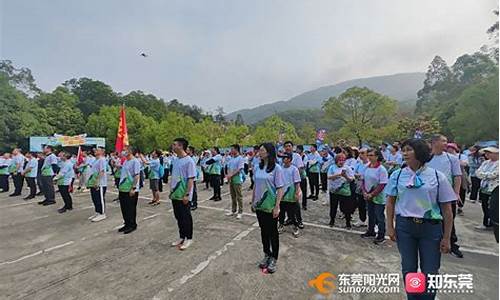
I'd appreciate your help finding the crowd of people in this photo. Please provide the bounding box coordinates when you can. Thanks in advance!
[0,134,498,299]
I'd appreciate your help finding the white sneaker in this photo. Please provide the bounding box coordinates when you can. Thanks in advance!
[353,221,367,227]
[91,214,107,222]
[475,225,491,230]
[225,211,236,216]
[236,213,242,220]
[322,200,328,205]
[88,213,98,220]
[179,239,192,250]
[171,239,184,247]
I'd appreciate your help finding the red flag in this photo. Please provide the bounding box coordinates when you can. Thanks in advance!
[76,146,84,166]
[115,105,129,153]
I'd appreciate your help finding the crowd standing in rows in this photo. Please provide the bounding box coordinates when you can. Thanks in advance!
[0,135,498,299]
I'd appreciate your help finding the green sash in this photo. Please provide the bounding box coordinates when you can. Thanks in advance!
[41,165,52,176]
[170,178,187,201]
[335,182,351,197]
[282,185,296,202]
[114,168,121,179]
[118,176,133,192]
[8,164,17,174]
[231,172,242,185]
[87,172,98,188]
[256,187,277,213]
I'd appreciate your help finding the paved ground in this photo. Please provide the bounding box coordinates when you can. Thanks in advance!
[0,179,498,300]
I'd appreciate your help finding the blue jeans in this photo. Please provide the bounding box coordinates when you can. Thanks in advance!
[396,215,442,300]
[367,201,385,237]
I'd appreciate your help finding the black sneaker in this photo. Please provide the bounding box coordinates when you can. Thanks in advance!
[38,200,47,205]
[302,206,307,211]
[57,207,67,213]
[451,248,464,258]
[266,257,277,273]
[43,201,56,206]
[297,221,304,229]
[258,255,271,269]
[373,237,385,245]
[328,220,335,227]
[214,197,222,202]
[190,206,198,211]
[123,227,137,234]
[312,196,318,201]
[360,232,376,238]
[284,219,293,226]
[118,226,128,232]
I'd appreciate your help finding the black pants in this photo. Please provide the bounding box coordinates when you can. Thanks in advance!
[0,174,9,192]
[58,185,73,209]
[90,186,107,214]
[12,173,24,195]
[480,192,492,227]
[163,169,169,184]
[203,171,210,189]
[300,177,307,208]
[308,172,319,197]
[355,193,367,222]
[470,176,481,200]
[329,193,352,227]
[172,200,193,239]
[458,188,466,208]
[25,177,36,198]
[41,175,55,202]
[256,210,279,260]
[191,182,198,207]
[210,174,221,198]
[119,191,138,229]
[450,202,460,251]
[249,170,254,190]
[490,187,499,243]
[279,202,299,226]
[320,172,328,192]
[36,174,43,193]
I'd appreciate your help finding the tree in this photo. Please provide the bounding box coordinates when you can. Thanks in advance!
[323,87,397,146]
[416,56,454,113]
[0,60,41,97]
[393,114,441,141]
[35,87,86,135]
[0,73,52,151]
[253,115,301,144]
[156,112,196,149]
[235,114,245,126]
[63,78,119,117]
[166,99,205,121]
[86,106,158,152]
[449,74,499,145]
[214,106,226,125]
[122,90,168,121]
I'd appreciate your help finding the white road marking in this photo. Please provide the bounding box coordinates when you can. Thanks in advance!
[156,223,257,296]
[143,214,159,220]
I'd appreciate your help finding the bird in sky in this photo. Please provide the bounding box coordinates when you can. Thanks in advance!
[140,53,148,57]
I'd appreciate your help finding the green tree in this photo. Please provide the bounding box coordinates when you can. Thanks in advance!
[156,112,196,149]
[253,115,300,144]
[35,87,86,135]
[449,74,499,145]
[86,106,158,152]
[323,87,397,146]
[0,60,41,96]
[0,73,52,151]
[63,78,119,117]
[122,90,168,121]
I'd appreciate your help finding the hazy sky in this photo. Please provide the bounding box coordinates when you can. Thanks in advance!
[1,0,497,113]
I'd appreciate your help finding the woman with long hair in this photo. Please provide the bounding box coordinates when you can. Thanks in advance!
[252,143,284,274]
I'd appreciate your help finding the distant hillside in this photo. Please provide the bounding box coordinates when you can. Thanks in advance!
[227,72,425,124]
